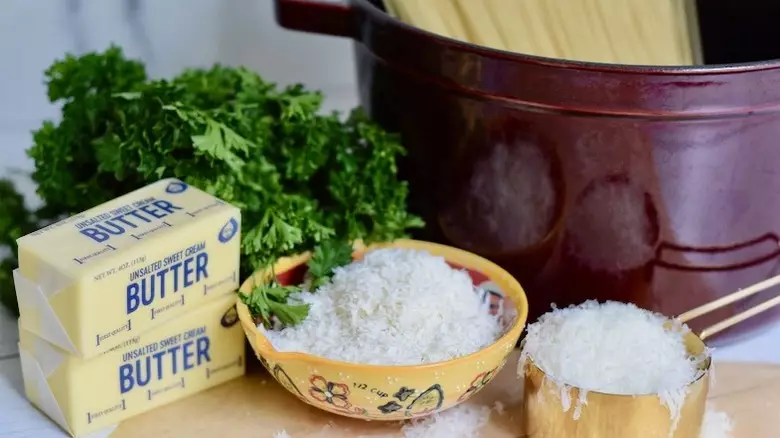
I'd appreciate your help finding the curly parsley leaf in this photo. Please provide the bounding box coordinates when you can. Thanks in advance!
[306,240,354,290]
[267,300,311,327]
[239,280,308,328]
[241,239,352,327]
[0,179,39,315]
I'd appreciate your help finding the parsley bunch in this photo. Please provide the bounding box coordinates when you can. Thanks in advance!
[0,180,38,314]
[0,46,423,315]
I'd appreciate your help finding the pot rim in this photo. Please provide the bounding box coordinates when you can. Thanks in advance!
[359,0,780,75]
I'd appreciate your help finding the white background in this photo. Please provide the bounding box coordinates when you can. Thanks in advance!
[1,0,359,187]
[0,1,778,436]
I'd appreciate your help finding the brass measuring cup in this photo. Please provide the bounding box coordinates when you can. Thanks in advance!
[521,274,780,438]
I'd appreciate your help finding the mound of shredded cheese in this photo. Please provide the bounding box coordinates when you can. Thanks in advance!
[262,248,502,365]
[519,301,707,422]
[401,404,491,438]
[700,405,734,438]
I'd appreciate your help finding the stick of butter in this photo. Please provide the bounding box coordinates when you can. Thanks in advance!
[15,178,241,358]
[18,291,246,437]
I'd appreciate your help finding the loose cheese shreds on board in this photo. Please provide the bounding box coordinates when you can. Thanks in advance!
[699,405,734,438]
[519,301,706,422]
[401,404,491,438]
[272,430,292,438]
[263,249,502,365]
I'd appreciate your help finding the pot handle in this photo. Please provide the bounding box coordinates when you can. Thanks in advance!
[274,0,356,38]
[654,233,780,272]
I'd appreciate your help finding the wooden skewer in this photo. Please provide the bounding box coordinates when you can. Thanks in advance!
[678,273,780,340]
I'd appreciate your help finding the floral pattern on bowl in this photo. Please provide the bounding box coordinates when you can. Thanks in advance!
[237,239,529,420]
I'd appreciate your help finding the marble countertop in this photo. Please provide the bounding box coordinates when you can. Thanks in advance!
[1,0,779,436]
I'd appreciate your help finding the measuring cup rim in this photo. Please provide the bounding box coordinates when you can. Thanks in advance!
[520,336,712,398]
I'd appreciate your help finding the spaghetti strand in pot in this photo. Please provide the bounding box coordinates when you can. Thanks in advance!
[384,0,703,65]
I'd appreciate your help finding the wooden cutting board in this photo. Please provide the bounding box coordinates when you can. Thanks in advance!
[111,351,779,437]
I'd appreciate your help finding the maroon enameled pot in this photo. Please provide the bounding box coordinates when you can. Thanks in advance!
[275,0,780,344]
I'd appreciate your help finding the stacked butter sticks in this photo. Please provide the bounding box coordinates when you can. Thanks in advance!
[13,178,246,437]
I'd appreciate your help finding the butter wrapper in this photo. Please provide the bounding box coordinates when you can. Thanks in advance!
[18,293,246,437]
[15,178,241,358]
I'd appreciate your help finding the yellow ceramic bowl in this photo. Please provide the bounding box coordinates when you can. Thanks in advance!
[237,239,529,420]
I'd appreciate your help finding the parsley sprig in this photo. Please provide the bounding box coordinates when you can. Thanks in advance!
[240,240,355,327]
[240,279,308,328]
[306,240,354,290]
[0,46,424,315]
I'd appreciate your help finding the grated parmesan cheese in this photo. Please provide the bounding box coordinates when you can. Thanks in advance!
[273,430,292,438]
[263,249,502,365]
[699,404,733,438]
[401,404,491,438]
[519,301,707,424]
